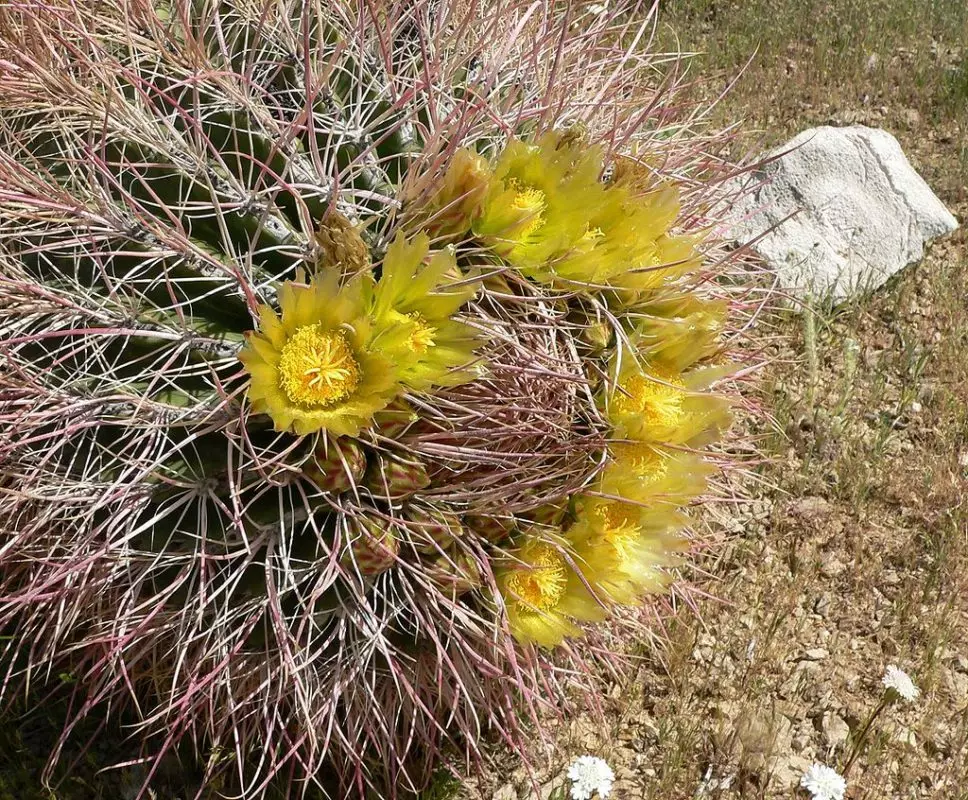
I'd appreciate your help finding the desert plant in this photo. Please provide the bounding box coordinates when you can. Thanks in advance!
[0,0,754,796]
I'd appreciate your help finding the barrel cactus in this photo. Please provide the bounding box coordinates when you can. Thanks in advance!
[0,0,751,796]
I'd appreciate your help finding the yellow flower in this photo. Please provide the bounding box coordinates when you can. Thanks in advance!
[575,444,713,605]
[240,230,482,435]
[612,233,704,299]
[568,496,688,606]
[550,182,683,287]
[239,271,398,436]
[467,132,694,291]
[497,538,605,648]
[425,148,493,236]
[610,441,670,482]
[603,443,714,508]
[605,362,732,446]
[631,292,728,371]
[369,231,480,390]
[608,366,687,442]
[472,133,606,276]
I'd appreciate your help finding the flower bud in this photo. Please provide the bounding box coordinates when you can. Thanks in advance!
[365,454,431,500]
[426,550,482,595]
[314,211,370,275]
[580,319,614,352]
[372,399,418,439]
[524,498,569,527]
[304,438,367,494]
[429,149,491,235]
[464,513,514,544]
[343,513,399,575]
[406,502,465,553]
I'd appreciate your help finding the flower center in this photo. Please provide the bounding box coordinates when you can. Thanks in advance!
[278,324,361,407]
[592,502,640,564]
[613,372,684,430]
[506,543,567,611]
[613,443,669,482]
[509,180,547,237]
[595,501,639,536]
[405,313,437,354]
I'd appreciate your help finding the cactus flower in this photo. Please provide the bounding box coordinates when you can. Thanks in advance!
[568,500,687,606]
[472,134,606,273]
[606,362,732,445]
[369,231,480,390]
[239,270,400,436]
[497,539,605,648]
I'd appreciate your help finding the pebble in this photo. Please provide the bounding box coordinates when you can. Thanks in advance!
[820,556,847,578]
[492,783,517,800]
[821,713,851,749]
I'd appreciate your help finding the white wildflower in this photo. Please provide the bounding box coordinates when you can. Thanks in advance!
[567,755,615,800]
[882,664,920,702]
[799,763,846,800]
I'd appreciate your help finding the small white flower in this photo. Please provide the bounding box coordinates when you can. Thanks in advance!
[799,763,846,800]
[567,755,615,800]
[882,664,920,702]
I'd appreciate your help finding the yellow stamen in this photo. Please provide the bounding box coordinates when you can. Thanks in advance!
[278,324,361,407]
[606,529,637,564]
[405,313,437,354]
[613,443,669,482]
[595,501,639,535]
[612,372,685,430]
[506,543,567,611]
[509,180,547,238]
[592,502,640,566]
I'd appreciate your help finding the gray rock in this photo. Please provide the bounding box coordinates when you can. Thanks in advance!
[729,125,958,300]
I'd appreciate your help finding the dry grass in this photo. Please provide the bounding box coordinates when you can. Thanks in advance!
[662,0,968,192]
[449,2,968,799]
